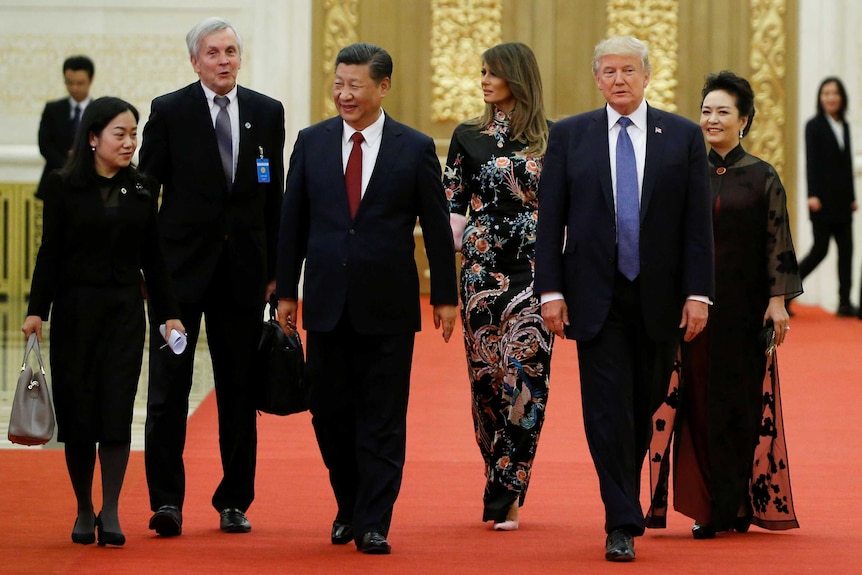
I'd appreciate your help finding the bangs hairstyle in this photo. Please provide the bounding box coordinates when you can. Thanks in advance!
[470,42,549,157]
[701,70,756,137]
[63,96,139,187]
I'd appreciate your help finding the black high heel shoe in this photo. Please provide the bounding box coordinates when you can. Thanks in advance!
[691,523,716,539]
[71,515,96,545]
[734,515,752,533]
[96,514,126,547]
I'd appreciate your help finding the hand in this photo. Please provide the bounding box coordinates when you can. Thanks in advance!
[764,296,790,346]
[679,300,708,342]
[433,304,458,342]
[808,197,822,212]
[541,300,569,339]
[163,319,186,341]
[22,315,43,343]
[277,298,298,335]
[264,279,277,303]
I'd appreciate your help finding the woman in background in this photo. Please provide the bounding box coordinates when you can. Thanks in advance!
[674,71,801,539]
[797,77,857,317]
[444,42,552,531]
[22,97,184,546]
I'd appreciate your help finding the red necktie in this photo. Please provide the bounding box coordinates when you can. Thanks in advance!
[346,132,364,218]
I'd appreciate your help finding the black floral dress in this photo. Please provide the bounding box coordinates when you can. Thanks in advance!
[649,145,801,531]
[444,109,553,522]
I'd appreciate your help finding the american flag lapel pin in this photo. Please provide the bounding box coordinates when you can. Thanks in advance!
[655,127,662,134]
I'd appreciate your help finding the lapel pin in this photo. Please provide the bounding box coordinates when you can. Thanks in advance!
[245,122,252,129]
[120,187,127,194]
[655,127,662,134]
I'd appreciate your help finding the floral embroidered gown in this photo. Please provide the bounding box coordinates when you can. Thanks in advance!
[672,145,802,531]
[444,109,553,523]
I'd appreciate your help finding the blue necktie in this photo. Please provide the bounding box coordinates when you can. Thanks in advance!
[214,95,233,187]
[616,116,639,280]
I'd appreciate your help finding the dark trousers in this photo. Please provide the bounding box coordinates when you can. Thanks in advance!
[798,220,853,306]
[306,311,415,540]
[145,258,261,513]
[576,273,678,536]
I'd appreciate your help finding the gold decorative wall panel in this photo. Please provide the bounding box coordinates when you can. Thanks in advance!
[606,0,679,112]
[0,184,41,300]
[320,0,360,120]
[430,0,503,123]
[748,0,787,175]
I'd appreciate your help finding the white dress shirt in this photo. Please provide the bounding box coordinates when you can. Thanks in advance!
[341,109,386,198]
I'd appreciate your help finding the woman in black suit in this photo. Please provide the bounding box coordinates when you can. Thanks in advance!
[798,77,857,317]
[22,97,184,547]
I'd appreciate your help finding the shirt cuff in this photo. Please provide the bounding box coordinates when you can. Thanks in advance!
[687,295,714,305]
[540,292,565,304]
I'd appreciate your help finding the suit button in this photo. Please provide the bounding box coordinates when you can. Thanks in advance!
[349,229,355,235]
[342,261,347,267]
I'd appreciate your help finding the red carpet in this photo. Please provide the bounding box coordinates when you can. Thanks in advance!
[3,300,860,574]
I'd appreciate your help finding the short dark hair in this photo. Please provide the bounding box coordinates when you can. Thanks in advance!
[64,96,139,186]
[63,55,94,79]
[334,43,392,83]
[701,70,756,137]
[816,76,848,120]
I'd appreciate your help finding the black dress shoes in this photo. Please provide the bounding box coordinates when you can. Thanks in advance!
[220,508,252,533]
[356,531,391,555]
[71,515,96,545]
[734,515,752,533]
[331,521,354,545]
[605,529,635,562]
[692,523,717,539]
[149,505,183,536]
[837,304,858,318]
[96,514,126,547]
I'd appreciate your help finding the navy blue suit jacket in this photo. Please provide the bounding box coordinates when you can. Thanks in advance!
[534,105,714,341]
[37,98,76,198]
[277,114,458,334]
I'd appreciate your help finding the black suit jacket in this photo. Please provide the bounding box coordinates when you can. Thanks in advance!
[28,170,180,323]
[139,82,285,305]
[534,105,714,341]
[805,114,855,224]
[276,114,458,334]
[36,98,76,199]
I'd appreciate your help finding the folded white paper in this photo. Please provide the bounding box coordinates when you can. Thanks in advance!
[159,324,187,355]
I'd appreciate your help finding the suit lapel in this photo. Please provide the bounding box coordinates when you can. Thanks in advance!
[641,105,664,221]
[323,118,352,219]
[189,82,230,190]
[590,109,614,216]
[362,116,402,210]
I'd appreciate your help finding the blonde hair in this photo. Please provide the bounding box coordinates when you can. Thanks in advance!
[592,36,651,76]
[469,42,549,157]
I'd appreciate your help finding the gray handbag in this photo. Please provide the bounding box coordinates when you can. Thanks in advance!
[8,333,55,445]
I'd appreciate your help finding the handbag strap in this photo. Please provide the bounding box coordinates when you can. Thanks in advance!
[21,333,46,375]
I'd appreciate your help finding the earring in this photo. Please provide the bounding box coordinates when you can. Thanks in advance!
[91,146,96,152]
[739,130,744,139]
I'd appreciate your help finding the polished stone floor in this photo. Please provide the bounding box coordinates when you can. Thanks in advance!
[0,298,214,451]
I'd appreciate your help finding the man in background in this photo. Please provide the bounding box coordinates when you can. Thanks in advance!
[36,55,94,199]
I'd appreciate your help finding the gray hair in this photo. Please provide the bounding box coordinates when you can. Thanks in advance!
[592,36,651,76]
[186,17,243,59]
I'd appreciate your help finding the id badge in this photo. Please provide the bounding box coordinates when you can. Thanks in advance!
[256,158,271,183]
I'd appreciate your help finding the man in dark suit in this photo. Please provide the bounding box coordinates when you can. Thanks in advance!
[139,17,285,536]
[276,43,458,555]
[534,36,714,562]
[36,55,94,199]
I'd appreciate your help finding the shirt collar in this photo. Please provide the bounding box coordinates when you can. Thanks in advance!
[69,96,91,109]
[200,82,238,107]
[605,99,648,132]
[342,109,386,146]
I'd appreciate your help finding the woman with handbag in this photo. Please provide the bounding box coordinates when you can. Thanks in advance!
[22,97,184,547]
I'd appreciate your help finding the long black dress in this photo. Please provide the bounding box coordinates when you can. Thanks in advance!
[27,169,179,443]
[444,109,553,523]
[672,145,802,530]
